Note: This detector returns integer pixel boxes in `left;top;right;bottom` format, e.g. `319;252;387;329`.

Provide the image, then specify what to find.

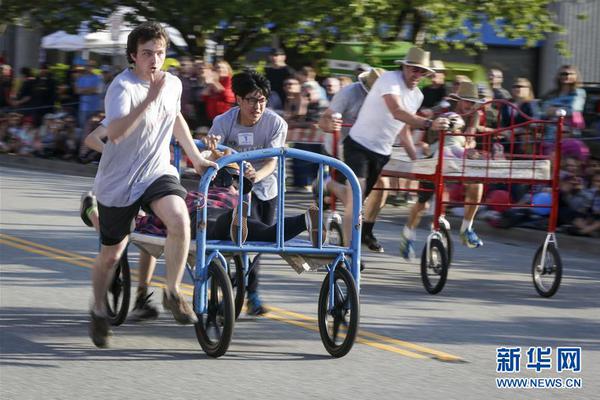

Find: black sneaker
130;289;159;322
362;233;384;253
246;291;267;316
80;191;96;227
89;311;110;348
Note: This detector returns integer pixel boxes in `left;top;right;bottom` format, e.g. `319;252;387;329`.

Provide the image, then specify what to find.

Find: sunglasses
512;85;528;88
560;72;575;76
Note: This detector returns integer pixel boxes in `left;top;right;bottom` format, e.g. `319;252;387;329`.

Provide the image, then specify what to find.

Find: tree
1;0;579;64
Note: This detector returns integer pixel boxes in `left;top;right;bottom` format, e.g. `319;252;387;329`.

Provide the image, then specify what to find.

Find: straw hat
430;60;446;72
394;47;435;75
358;67;386;92
450;81;484;103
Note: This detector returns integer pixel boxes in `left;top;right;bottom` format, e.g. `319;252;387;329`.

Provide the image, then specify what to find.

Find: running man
88;22;216;348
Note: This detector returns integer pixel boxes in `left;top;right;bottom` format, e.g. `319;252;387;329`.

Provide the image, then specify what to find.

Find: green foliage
0;0;576;62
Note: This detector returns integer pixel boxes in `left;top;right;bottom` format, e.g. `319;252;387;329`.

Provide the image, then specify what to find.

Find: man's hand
243;161;256;182
147;71;166;103
320;111;342;132
192;156;218;175
202;134;221;153
431;117;451;131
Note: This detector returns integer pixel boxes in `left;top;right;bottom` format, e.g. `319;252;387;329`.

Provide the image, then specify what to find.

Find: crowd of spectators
1;48;598;237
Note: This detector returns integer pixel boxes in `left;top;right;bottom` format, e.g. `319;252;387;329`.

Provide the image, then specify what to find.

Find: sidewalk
2;153;598;256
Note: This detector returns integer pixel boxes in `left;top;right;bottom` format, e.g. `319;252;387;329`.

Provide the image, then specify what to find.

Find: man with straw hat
318;67;390;254
399;80;486;259
338;47;450;249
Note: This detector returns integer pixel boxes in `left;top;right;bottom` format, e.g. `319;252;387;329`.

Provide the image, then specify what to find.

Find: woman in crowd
542;65;586;140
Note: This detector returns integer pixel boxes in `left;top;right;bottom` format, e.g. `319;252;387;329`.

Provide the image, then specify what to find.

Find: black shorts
418;180;436;204
98;175;187;246
343;137;390;198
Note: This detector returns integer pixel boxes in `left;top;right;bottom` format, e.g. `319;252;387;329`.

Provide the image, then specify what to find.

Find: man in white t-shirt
89;22;216;348
341;47;449;248
319;68;391;253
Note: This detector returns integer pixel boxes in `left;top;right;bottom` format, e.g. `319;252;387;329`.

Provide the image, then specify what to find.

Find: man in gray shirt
209;71;287;315
89;22;216;348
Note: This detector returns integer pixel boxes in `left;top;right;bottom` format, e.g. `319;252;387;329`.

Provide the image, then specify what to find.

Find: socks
363;222;374;236
460;219;473;233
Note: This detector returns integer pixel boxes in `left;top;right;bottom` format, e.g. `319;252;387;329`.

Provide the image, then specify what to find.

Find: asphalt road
1;166;598;400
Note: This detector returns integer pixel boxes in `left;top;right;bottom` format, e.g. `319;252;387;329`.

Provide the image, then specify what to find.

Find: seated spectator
542;65;586;139
4;112;25;153
38;113;61;157
15;115;37;155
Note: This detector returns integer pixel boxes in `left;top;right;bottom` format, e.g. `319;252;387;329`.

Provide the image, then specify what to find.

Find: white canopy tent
41;24;187;55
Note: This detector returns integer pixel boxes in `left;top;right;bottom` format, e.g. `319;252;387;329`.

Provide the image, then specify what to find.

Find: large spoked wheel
439;225;453;266
328;220;344;246
318;266;359;358
532;243;562;298
105;247;131;326
194;262;235;358
227;255;245;319
420;239;449;295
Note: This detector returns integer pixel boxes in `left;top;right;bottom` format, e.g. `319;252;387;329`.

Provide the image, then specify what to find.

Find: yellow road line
0;233;464;362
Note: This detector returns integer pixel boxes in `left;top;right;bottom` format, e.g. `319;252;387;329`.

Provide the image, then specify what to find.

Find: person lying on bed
81;127;326;320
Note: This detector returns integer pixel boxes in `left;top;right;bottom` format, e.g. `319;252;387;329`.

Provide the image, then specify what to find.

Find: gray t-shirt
93;68;181;207
329;82;367;139
209;107;287;201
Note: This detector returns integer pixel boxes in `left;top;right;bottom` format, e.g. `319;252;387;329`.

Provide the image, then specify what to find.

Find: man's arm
105;72;166;144
397;125;418;160
83;125;108;153
383;94;430;129
173;112;217;174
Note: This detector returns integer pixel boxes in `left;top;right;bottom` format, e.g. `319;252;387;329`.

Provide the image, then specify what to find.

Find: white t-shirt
348;70;423;156
93;68;181;207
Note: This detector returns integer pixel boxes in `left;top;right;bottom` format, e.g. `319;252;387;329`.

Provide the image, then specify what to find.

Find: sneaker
460;228;484;249
399;232;415;260
246;291;267;316
89;311;110;348
362;233;384;253
306;205;327;247
230;202;249;245
129;289;159;321
80;191;97;227
162;290;198;325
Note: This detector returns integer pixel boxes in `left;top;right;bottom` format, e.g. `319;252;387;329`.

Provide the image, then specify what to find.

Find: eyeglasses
560;72;575;77
243;96;267;106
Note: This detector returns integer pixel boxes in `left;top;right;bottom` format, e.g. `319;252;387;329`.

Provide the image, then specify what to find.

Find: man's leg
150;194;197;324
399;180;433;260
90;238;128;347
362;176;389;252
460;183;484;248
343;178;367;247
246;194;277;316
